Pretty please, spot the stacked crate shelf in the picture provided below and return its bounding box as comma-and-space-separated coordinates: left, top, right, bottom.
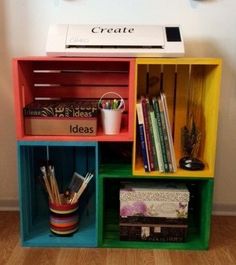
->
13, 57, 221, 249
13, 57, 135, 247
98, 58, 221, 250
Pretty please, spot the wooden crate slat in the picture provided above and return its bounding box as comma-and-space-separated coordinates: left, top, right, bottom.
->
162, 64, 176, 138
174, 65, 190, 161
33, 72, 129, 86
32, 61, 130, 72
33, 86, 129, 100
149, 64, 162, 96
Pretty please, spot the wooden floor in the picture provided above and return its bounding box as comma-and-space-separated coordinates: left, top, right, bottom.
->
0, 212, 236, 265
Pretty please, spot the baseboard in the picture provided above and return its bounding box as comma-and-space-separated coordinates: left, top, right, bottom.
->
0, 199, 19, 211
212, 203, 236, 216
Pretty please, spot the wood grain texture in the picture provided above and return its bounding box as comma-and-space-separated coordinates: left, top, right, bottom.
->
1, 212, 236, 265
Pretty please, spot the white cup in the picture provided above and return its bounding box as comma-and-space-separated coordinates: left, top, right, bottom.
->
101, 108, 123, 135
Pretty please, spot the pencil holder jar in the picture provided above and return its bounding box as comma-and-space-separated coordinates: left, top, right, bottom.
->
49, 200, 79, 236
99, 92, 125, 135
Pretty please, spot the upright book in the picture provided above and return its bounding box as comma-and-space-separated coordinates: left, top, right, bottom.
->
160, 92, 177, 172
152, 97, 169, 172
149, 104, 164, 172
136, 102, 150, 172
141, 96, 155, 171
157, 96, 174, 172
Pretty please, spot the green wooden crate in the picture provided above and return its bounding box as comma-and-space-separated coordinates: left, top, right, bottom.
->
98, 170, 213, 250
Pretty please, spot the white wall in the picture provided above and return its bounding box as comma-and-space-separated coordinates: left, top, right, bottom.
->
0, 0, 236, 213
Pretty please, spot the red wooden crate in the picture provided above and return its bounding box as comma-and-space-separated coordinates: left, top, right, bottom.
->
13, 57, 135, 141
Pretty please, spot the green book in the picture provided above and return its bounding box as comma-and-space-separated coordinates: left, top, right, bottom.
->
146, 98, 159, 171
152, 97, 169, 172
158, 96, 173, 172
150, 107, 164, 172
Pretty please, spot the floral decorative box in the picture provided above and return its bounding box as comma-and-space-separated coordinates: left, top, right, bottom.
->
119, 182, 190, 242
120, 182, 190, 219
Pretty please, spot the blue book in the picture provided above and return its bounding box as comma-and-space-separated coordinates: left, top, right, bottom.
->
136, 102, 150, 172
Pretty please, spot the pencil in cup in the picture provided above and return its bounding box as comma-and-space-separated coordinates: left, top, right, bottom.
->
100, 99, 123, 110
40, 166, 54, 203
98, 92, 125, 111
40, 165, 62, 205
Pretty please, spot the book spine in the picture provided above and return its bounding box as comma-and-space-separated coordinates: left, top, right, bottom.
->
146, 99, 159, 171
158, 96, 173, 172
152, 97, 169, 172
136, 103, 149, 172
141, 97, 155, 171
160, 92, 177, 172
150, 108, 164, 172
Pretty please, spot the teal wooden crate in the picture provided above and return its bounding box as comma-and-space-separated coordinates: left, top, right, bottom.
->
98, 173, 213, 250
17, 141, 98, 247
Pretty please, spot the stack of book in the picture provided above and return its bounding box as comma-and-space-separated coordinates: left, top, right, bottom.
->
136, 92, 177, 172
24, 99, 98, 136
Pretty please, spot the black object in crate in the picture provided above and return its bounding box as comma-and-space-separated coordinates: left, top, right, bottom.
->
120, 216, 188, 242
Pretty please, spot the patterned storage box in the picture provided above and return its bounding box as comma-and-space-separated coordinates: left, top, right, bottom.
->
23, 100, 98, 136
119, 182, 190, 242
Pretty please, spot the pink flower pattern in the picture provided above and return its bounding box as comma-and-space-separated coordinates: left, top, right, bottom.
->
120, 201, 148, 216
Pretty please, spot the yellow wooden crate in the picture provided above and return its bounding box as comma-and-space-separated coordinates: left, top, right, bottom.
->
133, 58, 222, 178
